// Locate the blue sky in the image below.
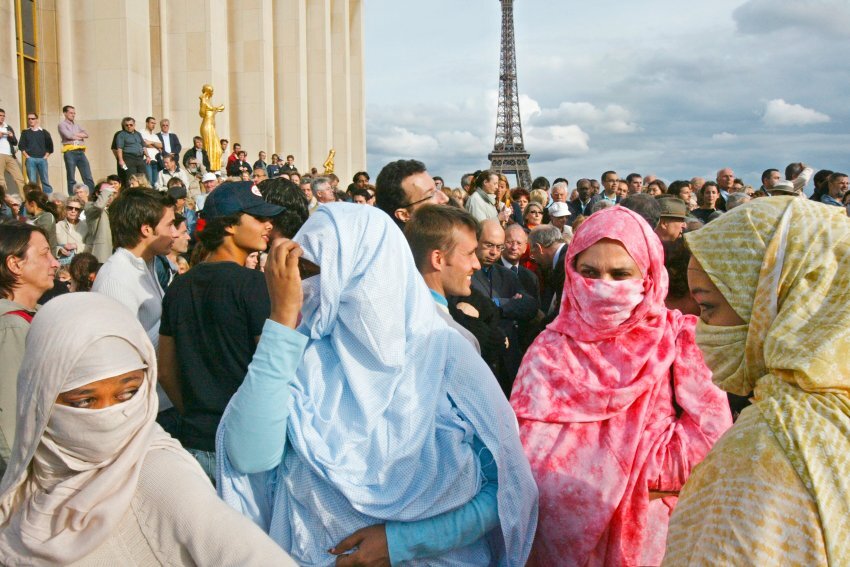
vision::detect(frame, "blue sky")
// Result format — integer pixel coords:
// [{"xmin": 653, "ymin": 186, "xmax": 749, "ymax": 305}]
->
[{"xmin": 364, "ymin": 0, "xmax": 849, "ymax": 188}]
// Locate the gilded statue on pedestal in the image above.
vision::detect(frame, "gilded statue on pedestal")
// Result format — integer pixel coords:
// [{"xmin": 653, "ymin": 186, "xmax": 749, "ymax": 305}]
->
[
  {"xmin": 199, "ymin": 84, "xmax": 225, "ymax": 171},
  {"xmin": 323, "ymin": 149, "xmax": 336, "ymax": 175}
]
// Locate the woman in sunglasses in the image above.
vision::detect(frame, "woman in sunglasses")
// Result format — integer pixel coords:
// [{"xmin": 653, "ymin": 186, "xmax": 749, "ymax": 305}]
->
[{"xmin": 55, "ymin": 196, "xmax": 88, "ymax": 263}]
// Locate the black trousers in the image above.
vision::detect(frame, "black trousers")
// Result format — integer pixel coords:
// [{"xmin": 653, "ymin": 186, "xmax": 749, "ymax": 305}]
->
[{"xmin": 119, "ymin": 153, "xmax": 146, "ymax": 185}]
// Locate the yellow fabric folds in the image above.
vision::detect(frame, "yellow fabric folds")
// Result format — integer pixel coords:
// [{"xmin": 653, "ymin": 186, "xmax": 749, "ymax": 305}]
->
[{"xmin": 665, "ymin": 197, "xmax": 850, "ymax": 565}]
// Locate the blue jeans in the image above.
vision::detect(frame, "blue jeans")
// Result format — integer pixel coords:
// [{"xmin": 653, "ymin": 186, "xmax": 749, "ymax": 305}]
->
[
  {"xmin": 63, "ymin": 149, "xmax": 95, "ymax": 195},
  {"xmin": 25, "ymin": 156, "xmax": 53, "ymax": 194},
  {"xmin": 145, "ymin": 161, "xmax": 159, "ymax": 185},
  {"xmin": 186, "ymin": 448, "xmax": 217, "ymax": 487}
]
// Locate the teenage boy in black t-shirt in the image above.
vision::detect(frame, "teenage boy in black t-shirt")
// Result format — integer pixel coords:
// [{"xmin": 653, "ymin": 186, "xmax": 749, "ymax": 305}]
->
[{"xmin": 158, "ymin": 181, "xmax": 283, "ymax": 482}]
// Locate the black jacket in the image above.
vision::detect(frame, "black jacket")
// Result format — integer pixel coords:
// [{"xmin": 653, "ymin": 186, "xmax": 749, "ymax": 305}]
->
[
  {"xmin": 227, "ymin": 159, "xmax": 252, "ymax": 177},
  {"xmin": 157, "ymin": 132, "xmax": 182, "ymax": 163},
  {"xmin": 448, "ymin": 288, "xmax": 505, "ymax": 376},
  {"xmin": 0, "ymin": 125, "xmax": 19, "ymax": 157},
  {"xmin": 183, "ymin": 147, "xmax": 211, "ymax": 171}
]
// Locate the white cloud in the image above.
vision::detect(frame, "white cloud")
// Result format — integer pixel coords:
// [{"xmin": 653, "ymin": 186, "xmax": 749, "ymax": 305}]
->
[
  {"xmin": 368, "ymin": 126, "xmax": 440, "ymax": 156},
  {"xmin": 534, "ymin": 102, "xmax": 639, "ymax": 133},
  {"xmin": 762, "ymin": 99, "xmax": 831, "ymax": 126},
  {"xmin": 712, "ymin": 132, "xmax": 738, "ymax": 142},
  {"xmin": 525, "ymin": 125, "xmax": 590, "ymax": 162}
]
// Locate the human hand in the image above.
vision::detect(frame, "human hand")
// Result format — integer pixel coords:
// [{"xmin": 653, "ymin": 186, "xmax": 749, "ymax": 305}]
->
[
  {"xmin": 331, "ymin": 524, "xmax": 391, "ymax": 567},
  {"xmin": 265, "ymin": 238, "xmax": 304, "ymax": 329}
]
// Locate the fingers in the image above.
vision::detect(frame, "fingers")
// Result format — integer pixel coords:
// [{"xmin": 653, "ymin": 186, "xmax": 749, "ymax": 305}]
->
[{"xmin": 331, "ymin": 529, "xmax": 365, "ymax": 555}]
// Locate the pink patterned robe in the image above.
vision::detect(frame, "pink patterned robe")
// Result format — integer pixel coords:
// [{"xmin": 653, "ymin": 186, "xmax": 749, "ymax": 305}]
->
[{"xmin": 510, "ymin": 207, "xmax": 732, "ymax": 566}]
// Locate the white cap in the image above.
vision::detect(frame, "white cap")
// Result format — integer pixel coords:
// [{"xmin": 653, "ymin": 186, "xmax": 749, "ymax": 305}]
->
[
  {"xmin": 548, "ymin": 201, "xmax": 571, "ymax": 218},
  {"xmin": 201, "ymin": 172, "xmax": 217, "ymax": 183}
]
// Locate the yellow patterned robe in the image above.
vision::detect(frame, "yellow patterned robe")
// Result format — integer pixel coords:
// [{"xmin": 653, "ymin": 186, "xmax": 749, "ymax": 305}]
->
[{"xmin": 664, "ymin": 197, "xmax": 850, "ymax": 566}]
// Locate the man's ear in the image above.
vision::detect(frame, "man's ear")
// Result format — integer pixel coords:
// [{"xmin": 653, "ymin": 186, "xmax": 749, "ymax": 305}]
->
[
  {"xmin": 428, "ymin": 248, "xmax": 444, "ymax": 272},
  {"xmin": 394, "ymin": 208, "xmax": 411, "ymax": 224},
  {"xmin": 140, "ymin": 224, "xmax": 154, "ymax": 239},
  {"xmin": 6, "ymin": 254, "xmax": 23, "ymax": 277}
]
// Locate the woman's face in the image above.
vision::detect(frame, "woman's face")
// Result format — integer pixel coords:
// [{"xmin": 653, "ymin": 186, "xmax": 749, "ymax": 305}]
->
[
  {"xmin": 575, "ymin": 239, "xmax": 641, "ymax": 281},
  {"xmin": 525, "ymin": 206, "xmax": 543, "ymax": 227},
  {"xmin": 482, "ymin": 174, "xmax": 499, "ymax": 195},
  {"xmin": 645, "ymin": 185, "xmax": 662, "ymax": 197},
  {"xmin": 497, "ymin": 178, "xmax": 509, "ymax": 198},
  {"xmin": 687, "ymin": 257, "xmax": 746, "ymax": 325},
  {"xmin": 56, "ymin": 369, "xmax": 145, "ymax": 410},
  {"xmin": 703, "ymin": 186, "xmax": 719, "ymax": 208},
  {"xmin": 245, "ymin": 251, "xmax": 259, "ymax": 269},
  {"xmin": 66, "ymin": 201, "xmax": 82, "ymax": 222},
  {"xmin": 517, "ymin": 195, "xmax": 529, "ymax": 210}
]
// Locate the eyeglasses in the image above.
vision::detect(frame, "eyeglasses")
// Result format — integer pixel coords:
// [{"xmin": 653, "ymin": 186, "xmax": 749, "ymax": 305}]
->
[
  {"xmin": 527, "ymin": 210, "xmax": 543, "ymax": 215},
  {"xmin": 480, "ymin": 242, "xmax": 505, "ymax": 252},
  {"xmin": 66, "ymin": 206, "xmax": 82, "ymax": 211},
  {"xmin": 400, "ymin": 189, "xmax": 439, "ymax": 209}
]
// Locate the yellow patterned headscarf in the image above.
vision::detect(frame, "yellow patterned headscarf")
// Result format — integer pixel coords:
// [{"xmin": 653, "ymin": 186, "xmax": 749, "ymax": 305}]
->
[{"xmin": 685, "ymin": 196, "xmax": 850, "ymax": 562}]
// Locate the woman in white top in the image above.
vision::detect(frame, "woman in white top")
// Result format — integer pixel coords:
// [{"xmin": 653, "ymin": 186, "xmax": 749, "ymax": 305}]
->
[
  {"xmin": 0, "ymin": 293, "xmax": 295, "ymax": 566},
  {"xmin": 55, "ymin": 195, "xmax": 88, "ymax": 262}
]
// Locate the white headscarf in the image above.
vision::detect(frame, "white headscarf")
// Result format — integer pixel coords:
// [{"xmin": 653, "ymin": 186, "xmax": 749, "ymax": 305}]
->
[{"xmin": 0, "ymin": 293, "xmax": 188, "ymax": 565}]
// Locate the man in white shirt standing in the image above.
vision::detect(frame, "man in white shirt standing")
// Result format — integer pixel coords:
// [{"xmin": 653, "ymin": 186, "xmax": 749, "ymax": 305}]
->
[
  {"xmin": 0, "ymin": 109, "xmax": 25, "ymax": 199},
  {"xmin": 141, "ymin": 116, "xmax": 164, "ymax": 185},
  {"xmin": 92, "ymin": 187, "xmax": 177, "ymax": 412}
]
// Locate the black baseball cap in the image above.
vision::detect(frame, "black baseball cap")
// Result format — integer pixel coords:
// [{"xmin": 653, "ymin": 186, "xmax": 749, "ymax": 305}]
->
[{"xmin": 202, "ymin": 181, "xmax": 284, "ymax": 219}]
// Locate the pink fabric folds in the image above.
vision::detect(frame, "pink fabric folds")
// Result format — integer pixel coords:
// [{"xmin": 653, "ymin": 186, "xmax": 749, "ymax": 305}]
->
[{"xmin": 510, "ymin": 206, "xmax": 732, "ymax": 566}]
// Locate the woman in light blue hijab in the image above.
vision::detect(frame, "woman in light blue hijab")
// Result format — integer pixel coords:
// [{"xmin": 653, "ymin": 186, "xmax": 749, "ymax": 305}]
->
[{"xmin": 217, "ymin": 203, "xmax": 537, "ymax": 565}]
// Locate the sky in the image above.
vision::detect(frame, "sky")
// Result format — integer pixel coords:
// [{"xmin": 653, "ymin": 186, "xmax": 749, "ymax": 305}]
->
[{"xmin": 363, "ymin": 0, "xmax": 850, "ymax": 188}]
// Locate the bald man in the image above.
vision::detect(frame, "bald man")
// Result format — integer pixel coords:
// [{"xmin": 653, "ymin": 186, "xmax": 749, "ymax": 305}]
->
[
  {"xmin": 472, "ymin": 220, "xmax": 538, "ymax": 396},
  {"xmin": 715, "ymin": 168, "xmax": 736, "ymax": 211}
]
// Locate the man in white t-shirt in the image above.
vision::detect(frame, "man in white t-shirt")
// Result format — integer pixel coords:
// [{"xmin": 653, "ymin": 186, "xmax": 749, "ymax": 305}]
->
[{"xmin": 0, "ymin": 109, "xmax": 25, "ymax": 199}]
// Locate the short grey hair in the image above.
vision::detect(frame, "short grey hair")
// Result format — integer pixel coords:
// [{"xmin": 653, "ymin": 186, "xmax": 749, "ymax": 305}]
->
[
  {"xmin": 529, "ymin": 224, "xmax": 564, "ymax": 249},
  {"xmin": 726, "ymin": 193, "xmax": 751, "ymax": 210},
  {"xmin": 551, "ymin": 181, "xmax": 568, "ymax": 193},
  {"xmin": 589, "ymin": 200, "xmax": 613, "ymax": 214},
  {"xmin": 73, "ymin": 182, "xmax": 89, "ymax": 193},
  {"xmin": 310, "ymin": 176, "xmax": 331, "ymax": 196}
]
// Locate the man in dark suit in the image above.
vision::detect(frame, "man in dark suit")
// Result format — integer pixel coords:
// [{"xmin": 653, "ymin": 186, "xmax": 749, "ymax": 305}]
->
[
  {"xmin": 529, "ymin": 224, "xmax": 567, "ymax": 323},
  {"xmin": 157, "ymin": 119, "xmax": 182, "ymax": 164},
  {"xmin": 502, "ymin": 223, "xmax": 543, "ymax": 350},
  {"xmin": 472, "ymin": 219, "xmax": 538, "ymax": 396},
  {"xmin": 183, "ymin": 136, "xmax": 211, "ymax": 172},
  {"xmin": 568, "ymin": 178, "xmax": 598, "ymax": 222}
]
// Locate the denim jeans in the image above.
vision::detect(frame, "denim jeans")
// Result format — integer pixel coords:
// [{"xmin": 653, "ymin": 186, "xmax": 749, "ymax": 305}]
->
[
  {"xmin": 145, "ymin": 161, "xmax": 159, "ymax": 186},
  {"xmin": 63, "ymin": 149, "xmax": 95, "ymax": 194},
  {"xmin": 25, "ymin": 156, "xmax": 53, "ymax": 194},
  {"xmin": 186, "ymin": 448, "xmax": 217, "ymax": 487}
]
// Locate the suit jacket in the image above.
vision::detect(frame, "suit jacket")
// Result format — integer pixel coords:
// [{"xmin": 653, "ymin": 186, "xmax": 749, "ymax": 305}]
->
[
  {"xmin": 157, "ymin": 132, "xmax": 182, "ymax": 163},
  {"xmin": 227, "ymin": 159, "xmax": 251, "ymax": 177},
  {"xmin": 541, "ymin": 244, "xmax": 568, "ymax": 323},
  {"xmin": 568, "ymin": 196, "xmax": 598, "ymax": 221},
  {"xmin": 281, "ymin": 163, "xmax": 298, "ymax": 174},
  {"xmin": 183, "ymin": 147, "xmax": 211, "ymax": 171},
  {"xmin": 502, "ymin": 258, "xmax": 542, "ymax": 349}
]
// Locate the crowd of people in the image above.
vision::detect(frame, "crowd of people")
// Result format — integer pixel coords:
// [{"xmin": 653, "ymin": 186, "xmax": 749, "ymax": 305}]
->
[{"xmin": 0, "ymin": 104, "xmax": 849, "ymax": 565}]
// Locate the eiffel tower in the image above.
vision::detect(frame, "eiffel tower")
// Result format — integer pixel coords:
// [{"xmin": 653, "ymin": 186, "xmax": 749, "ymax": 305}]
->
[{"xmin": 489, "ymin": 0, "xmax": 532, "ymax": 189}]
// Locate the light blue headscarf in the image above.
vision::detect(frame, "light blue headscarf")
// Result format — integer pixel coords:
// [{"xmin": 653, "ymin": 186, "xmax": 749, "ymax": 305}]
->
[{"xmin": 218, "ymin": 203, "xmax": 537, "ymax": 565}]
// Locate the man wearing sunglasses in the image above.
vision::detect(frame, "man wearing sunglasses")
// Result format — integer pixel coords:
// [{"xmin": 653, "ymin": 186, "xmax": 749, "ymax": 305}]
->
[
  {"xmin": 375, "ymin": 159, "xmax": 449, "ymax": 229},
  {"xmin": 19, "ymin": 113, "xmax": 54, "ymax": 195},
  {"xmin": 158, "ymin": 181, "xmax": 284, "ymax": 482}
]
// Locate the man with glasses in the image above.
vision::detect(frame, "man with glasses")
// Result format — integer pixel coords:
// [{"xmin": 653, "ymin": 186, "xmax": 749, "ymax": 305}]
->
[
  {"xmin": 252, "ymin": 166, "xmax": 268, "ymax": 185},
  {"xmin": 18, "ymin": 113, "xmax": 54, "ymax": 195},
  {"xmin": 111, "ymin": 117, "xmax": 146, "ymax": 185},
  {"xmin": 472, "ymin": 219, "xmax": 538, "ymax": 396},
  {"xmin": 375, "ymin": 159, "xmax": 449, "ymax": 229}
]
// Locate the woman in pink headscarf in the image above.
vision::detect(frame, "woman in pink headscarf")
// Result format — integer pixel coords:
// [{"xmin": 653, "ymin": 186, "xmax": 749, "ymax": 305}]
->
[{"xmin": 510, "ymin": 206, "xmax": 732, "ymax": 566}]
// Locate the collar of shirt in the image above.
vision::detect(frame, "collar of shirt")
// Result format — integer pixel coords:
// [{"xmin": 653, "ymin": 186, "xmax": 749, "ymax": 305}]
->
[
  {"xmin": 429, "ymin": 288, "xmax": 449, "ymax": 311},
  {"xmin": 501, "ymin": 256, "xmax": 518, "ymax": 270}
]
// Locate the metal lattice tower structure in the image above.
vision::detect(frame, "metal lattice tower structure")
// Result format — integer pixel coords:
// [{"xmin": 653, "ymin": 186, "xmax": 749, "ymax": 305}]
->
[{"xmin": 489, "ymin": 0, "xmax": 532, "ymax": 189}]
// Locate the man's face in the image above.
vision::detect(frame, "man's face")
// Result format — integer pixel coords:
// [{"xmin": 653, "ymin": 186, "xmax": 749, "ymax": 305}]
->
[
  {"xmin": 764, "ymin": 171, "xmax": 781, "ymax": 189},
  {"xmin": 64, "ymin": 108, "xmax": 76, "ymax": 121},
  {"xmin": 187, "ymin": 160, "xmax": 199, "ymax": 174},
  {"xmin": 476, "ymin": 222, "xmax": 506, "ymax": 267},
  {"xmin": 400, "ymin": 172, "xmax": 448, "ymax": 216},
  {"xmin": 231, "ymin": 214, "xmax": 273, "ymax": 252},
  {"xmin": 316, "ymin": 182, "xmax": 335, "ymax": 203},
  {"xmin": 503, "ymin": 228, "xmax": 528, "ymax": 264},
  {"xmin": 300, "ymin": 182, "xmax": 312, "ymax": 200},
  {"xmin": 15, "ymin": 232, "xmax": 59, "ymax": 294},
  {"xmin": 290, "ymin": 173, "xmax": 301, "ymax": 185},
  {"xmin": 124, "ymin": 119, "xmax": 136, "ymax": 133},
  {"xmin": 616, "ymin": 181, "xmax": 629, "ymax": 199},
  {"xmin": 233, "ymin": 144, "xmax": 241, "ymax": 154},
  {"xmin": 286, "ymin": 156, "xmax": 294, "ymax": 165},
  {"xmin": 27, "ymin": 114, "xmax": 38, "ymax": 128},
  {"xmin": 656, "ymin": 217, "xmax": 686, "ymax": 242},
  {"xmin": 590, "ymin": 180, "xmax": 601, "ymax": 194},
  {"xmin": 74, "ymin": 186, "xmax": 89, "ymax": 201},
  {"xmin": 259, "ymin": 152, "xmax": 266, "ymax": 161},
  {"xmin": 149, "ymin": 207, "xmax": 177, "ymax": 256},
  {"xmin": 203, "ymin": 179, "xmax": 217, "ymax": 193},
  {"xmin": 603, "ymin": 173, "xmax": 619, "ymax": 193},
  {"xmin": 678, "ymin": 186, "xmax": 693, "ymax": 204},
  {"xmin": 628, "ymin": 176, "xmax": 643, "ymax": 194},
  {"xmin": 252, "ymin": 169, "xmax": 268, "ymax": 183},
  {"xmin": 551, "ymin": 215, "xmax": 568, "ymax": 231},
  {"xmin": 238, "ymin": 151, "xmax": 246, "ymax": 161},
  {"xmin": 577, "ymin": 182, "xmax": 592, "ymax": 200},
  {"xmin": 0, "ymin": 111, "xmax": 6, "ymax": 125},
  {"xmin": 221, "ymin": 140, "xmax": 228, "ymax": 151},
  {"xmin": 172, "ymin": 221, "xmax": 190, "ymax": 254},
  {"xmin": 355, "ymin": 174, "xmax": 369, "ymax": 190},
  {"xmin": 165, "ymin": 157, "xmax": 176, "ymax": 172},
  {"xmin": 194, "ymin": 138, "xmax": 203, "ymax": 149},
  {"xmin": 830, "ymin": 176, "xmax": 849, "ymax": 199},
  {"xmin": 717, "ymin": 168, "xmax": 735, "ymax": 190},
  {"xmin": 481, "ymin": 174, "xmax": 498, "ymax": 195},
  {"xmin": 145, "ymin": 118, "xmax": 156, "ymax": 131},
  {"xmin": 160, "ymin": 120, "xmax": 170, "ymax": 132},
  {"xmin": 434, "ymin": 179, "xmax": 444, "ymax": 191},
  {"xmin": 441, "ymin": 227, "xmax": 480, "ymax": 297},
  {"xmin": 353, "ymin": 194, "xmax": 368, "ymax": 204},
  {"xmin": 550, "ymin": 186, "xmax": 567, "ymax": 203}
]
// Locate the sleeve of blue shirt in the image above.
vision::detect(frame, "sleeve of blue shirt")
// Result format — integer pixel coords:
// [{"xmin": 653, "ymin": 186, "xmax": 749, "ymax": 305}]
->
[
  {"xmin": 223, "ymin": 319, "xmax": 308, "ymax": 474},
  {"xmin": 385, "ymin": 437, "xmax": 500, "ymax": 565}
]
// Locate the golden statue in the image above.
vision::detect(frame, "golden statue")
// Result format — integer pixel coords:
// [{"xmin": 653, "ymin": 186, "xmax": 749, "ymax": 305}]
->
[
  {"xmin": 199, "ymin": 84, "xmax": 225, "ymax": 171},
  {"xmin": 323, "ymin": 149, "xmax": 335, "ymax": 175}
]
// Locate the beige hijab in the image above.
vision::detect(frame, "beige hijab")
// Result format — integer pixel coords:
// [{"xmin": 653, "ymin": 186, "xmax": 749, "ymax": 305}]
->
[{"xmin": 0, "ymin": 293, "xmax": 189, "ymax": 565}]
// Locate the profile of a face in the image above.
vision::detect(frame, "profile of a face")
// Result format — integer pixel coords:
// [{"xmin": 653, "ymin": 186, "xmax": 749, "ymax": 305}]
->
[{"xmin": 686, "ymin": 257, "xmax": 746, "ymax": 326}]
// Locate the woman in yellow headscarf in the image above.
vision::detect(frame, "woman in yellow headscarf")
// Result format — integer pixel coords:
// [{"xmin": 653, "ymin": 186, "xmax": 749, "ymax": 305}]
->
[{"xmin": 664, "ymin": 197, "xmax": 850, "ymax": 565}]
